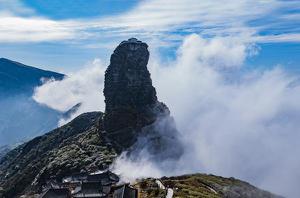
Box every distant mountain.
[0,58,64,96]
[0,58,65,147]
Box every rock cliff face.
[103,38,179,157]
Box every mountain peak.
[103,39,182,158]
[0,58,64,96]
[0,57,12,61]
[104,37,156,112]
[0,58,32,68]
[0,58,22,67]
[103,39,167,148]
[119,37,148,47]
[0,57,10,61]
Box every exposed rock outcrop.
[103,38,182,158]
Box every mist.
[0,94,60,147]
[33,59,106,126]
[33,34,300,198]
[150,35,300,198]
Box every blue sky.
[0,0,300,72]
[23,0,138,19]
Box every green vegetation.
[0,112,118,197]
[136,173,279,198]
[134,179,166,198]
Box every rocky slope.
[136,174,282,198]
[0,111,282,198]
[0,111,117,197]
[0,146,10,161]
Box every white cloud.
[176,35,249,68]
[0,14,81,42]
[33,59,106,125]
[254,33,300,43]
[113,0,275,30]
[0,0,300,44]
[110,34,300,198]
[111,152,164,183]
[0,0,34,15]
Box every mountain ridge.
[0,111,118,197]
[0,58,64,95]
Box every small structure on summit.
[102,38,183,158]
